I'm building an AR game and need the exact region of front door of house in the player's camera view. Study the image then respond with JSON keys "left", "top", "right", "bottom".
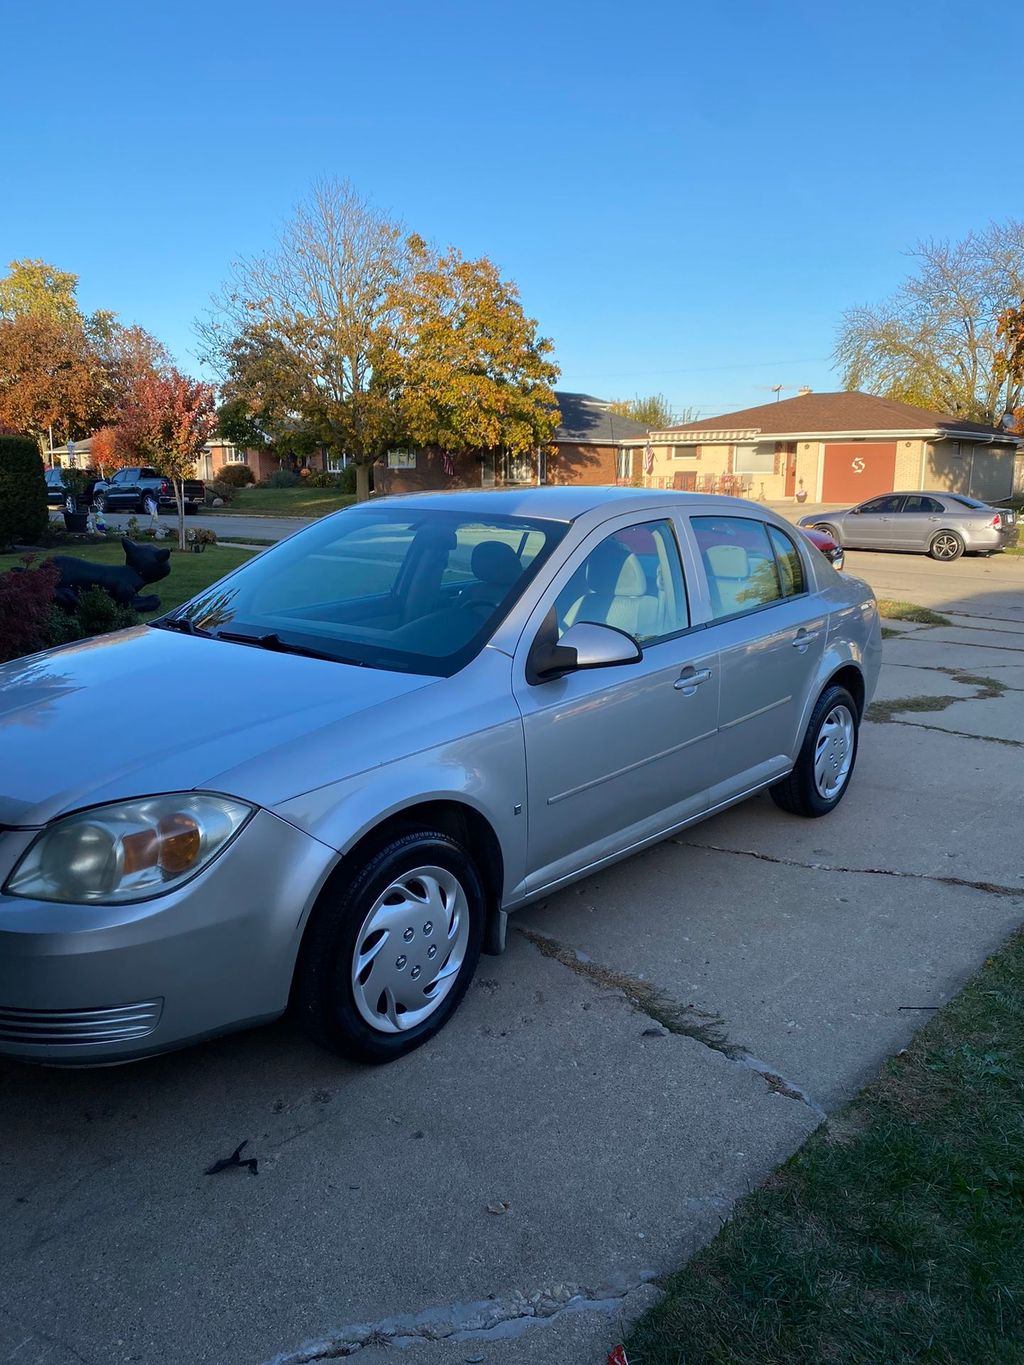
{"left": 784, "top": 448, "right": 797, "bottom": 497}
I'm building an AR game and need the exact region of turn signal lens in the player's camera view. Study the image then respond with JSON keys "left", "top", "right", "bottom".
{"left": 4, "top": 794, "right": 253, "bottom": 905}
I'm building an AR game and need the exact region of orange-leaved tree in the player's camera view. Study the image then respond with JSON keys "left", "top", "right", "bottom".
{"left": 396, "top": 243, "right": 560, "bottom": 462}
{"left": 0, "top": 314, "right": 109, "bottom": 458}
{"left": 122, "top": 369, "right": 216, "bottom": 550}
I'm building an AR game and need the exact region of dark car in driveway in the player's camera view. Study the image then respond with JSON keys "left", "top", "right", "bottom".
{"left": 800, "top": 492, "right": 1019, "bottom": 561}
{"left": 44, "top": 467, "right": 102, "bottom": 512}
{"left": 93, "top": 467, "right": 205, "bottom": 516}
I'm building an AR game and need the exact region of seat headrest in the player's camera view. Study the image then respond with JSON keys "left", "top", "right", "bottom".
{"left": 586, "top": 543, "right": 647, "bottom": 597}
{"left": 706, "top": 544, "right": 749, "bottom": 580}
{"left": 470, "top": 539, "right": 521, "bottom": 585}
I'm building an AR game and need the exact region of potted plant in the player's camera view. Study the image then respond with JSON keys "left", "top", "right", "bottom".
{"left": 61, "top": 468, "right": 89, "bottom": 532}
{"left": 795, "top": 478, "right": 808, "bottom": 504}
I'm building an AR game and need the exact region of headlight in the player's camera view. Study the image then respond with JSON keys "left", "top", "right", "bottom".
{"left": 3, "top": 794, "right": 254, "bottom": 904}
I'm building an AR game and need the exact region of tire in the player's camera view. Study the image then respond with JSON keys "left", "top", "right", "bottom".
{"left": 294, "top": 830, "right": 484, "bottom": 1064}
{"left": 93, "top": 492, "right": 107, "bottom": 512}
{"left": 770, "top": 684, "right": 859, "bottom": 818}
{"left": 929, "top": 529, "right": 964, "bottom": 561}
{"left": 813, "top": 522, "right": 841, "bottom": 544}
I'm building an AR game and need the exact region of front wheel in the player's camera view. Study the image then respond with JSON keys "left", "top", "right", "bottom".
{"left": 812, "top": 522, "right": 841, "bottom": 543}
{"left": 294, "top": 830, "right": 484, "bottom": 1063}
{"left": 93, "top": 492, "right": 107, "bottom": 513}
{"left": 771, "top": 684, "right": 859, "bottom": 818}
{"left": 929, "top": 529, "right": 964, "bottom": 561}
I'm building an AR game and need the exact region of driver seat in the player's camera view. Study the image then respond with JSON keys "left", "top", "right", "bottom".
{"left": 563, "top": 542, "right": 658, "bottom": 640}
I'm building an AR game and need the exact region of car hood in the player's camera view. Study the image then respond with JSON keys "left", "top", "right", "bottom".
{"left": 0, "top": 627, "right": 437, "bottom": 826}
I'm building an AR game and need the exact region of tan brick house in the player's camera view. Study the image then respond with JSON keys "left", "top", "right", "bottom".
{"left": 618, "top": 391, "right": 1021, "bottom": 503}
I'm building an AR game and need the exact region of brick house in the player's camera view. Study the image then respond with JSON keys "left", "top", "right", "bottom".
{"left": 374, "top": 391, "right": 650, "bottom": 496}
{"left": 618, "top": 390, "right": 1022, "bottom": 503}
{"left": 198, "top": 439, "right": 335, "bottom": 484}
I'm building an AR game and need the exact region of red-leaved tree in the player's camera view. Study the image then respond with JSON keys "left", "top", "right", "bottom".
{"left": 122, "top": 369, "right": 216, "bottom": 550}
{"left": 89, "top": 424, "right": 139, "bottom": 477}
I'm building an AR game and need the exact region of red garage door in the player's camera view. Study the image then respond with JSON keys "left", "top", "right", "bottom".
{"left": 822, "top": 442, "right": 897, "bottom": 502}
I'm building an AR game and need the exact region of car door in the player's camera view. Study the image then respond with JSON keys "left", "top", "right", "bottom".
{"left": 844, "top": 495, "right": 905, "bottom": 548}
{"left": 105, "top": 468, "right": 133, "bottom": 507}
{"left": 684, "top": 513, "right": 827, "bottom": 805}
{"left": 890, "top": 494, "right": 944, "bottom": 549}
{"left": 512, "top": 515, "right": 718, "bottom": 893}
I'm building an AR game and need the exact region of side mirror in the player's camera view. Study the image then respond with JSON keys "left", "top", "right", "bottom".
{"left": 528, "top": 620, "right": 642, "bottom": 683}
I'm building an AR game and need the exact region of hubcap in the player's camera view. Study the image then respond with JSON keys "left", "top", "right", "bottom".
{"left": 350, "top": 865, "right": 469, "bottom": 1034}
{"left": 933, "top": 533, "right": 960, "bottom": 560}
{"left": 813, "top": 704, "right": 854, "bottom": 800}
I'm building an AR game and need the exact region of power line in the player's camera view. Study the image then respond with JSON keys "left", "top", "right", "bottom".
{"left": 580, "top": 355, "right": 833, "bottom": 380}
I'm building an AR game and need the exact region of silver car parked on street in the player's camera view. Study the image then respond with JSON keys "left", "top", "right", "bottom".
{"left": 799, "top": 491, "right": 1019, "bottom": 561}
{"left": 0, "top": 489, "right": 881, "bottom": 1066}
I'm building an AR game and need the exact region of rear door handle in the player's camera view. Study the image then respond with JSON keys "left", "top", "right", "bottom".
{"left": 674, "top": 667, "right": 713, "bottom": 693}
{"left": 792, "top": 630, "right": 821, "bottom": 649}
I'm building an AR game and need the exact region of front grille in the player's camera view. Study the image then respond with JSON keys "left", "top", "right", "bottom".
{"left": 0, "top": 999, "right": 163, "bottom": 1046}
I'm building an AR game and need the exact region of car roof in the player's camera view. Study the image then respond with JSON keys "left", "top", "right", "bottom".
{"left": 369, "top": 486, "right": 763, "bottom": 521}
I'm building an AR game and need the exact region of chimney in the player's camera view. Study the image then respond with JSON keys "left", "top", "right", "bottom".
{"left": 797, "top": 387, "right": 812, "bottom": 397}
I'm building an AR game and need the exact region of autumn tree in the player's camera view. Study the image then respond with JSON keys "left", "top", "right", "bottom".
{"left": 89, "top": 424, "right": 139, "bottom": 476}
{"left": 396, "top": 243, "right": 559, "bottom": 459}
{"left": 608, "top": 394, "right": 675, "bottom": 429}
{"left": 121, "top": 369, "right": 216, "bottom": 549}
{"left": 199, "top": 179, "right": 411, "bottom": 501}
{"left": 0, "top": 259, "right": 80, "bottom": 325}
{"left": 835, "top": 221, "right": 1024, "bottom": 424}
{"left": 0, "top": 314, "right": 110, "bottom": 458}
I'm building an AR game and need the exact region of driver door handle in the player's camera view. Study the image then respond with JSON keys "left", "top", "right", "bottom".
{"left": 674, "top": 666, "right": 713, "bottom": 692}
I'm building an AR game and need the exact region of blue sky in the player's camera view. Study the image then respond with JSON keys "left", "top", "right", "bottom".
{"left": 3, "top": 0, "right": 1020, "bottom": 418}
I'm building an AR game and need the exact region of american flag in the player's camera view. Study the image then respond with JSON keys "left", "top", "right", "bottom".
{"left": 643, "top": 442, "right": 654, "bottom": 475}
{"left": 441, "top": 450, "right": 455, "bottom": 477}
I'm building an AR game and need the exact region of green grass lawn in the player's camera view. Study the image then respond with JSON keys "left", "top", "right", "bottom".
{"left": 627, "top": 928, "right": 1024, "bottom": 1364}
{"left": 1, "top": 543, "right": 258, "bottom": 616}
{"left": 209, "top": 486, "right": 357, "bottom": 517}
{"left": 877, "top": 599, "right": 951, "bottom": 625}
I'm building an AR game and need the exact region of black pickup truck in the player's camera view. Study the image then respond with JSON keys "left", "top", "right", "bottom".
{"left": 93, "top": 467, "right": 206, "bottom": 515}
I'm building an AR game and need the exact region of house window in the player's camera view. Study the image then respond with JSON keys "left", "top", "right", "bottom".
{"left": 327, "top": 454, "right": 351, "bottom": 472}
{"left": 616, "top": 448, "right": 633, "bottom": 481}
{"left": 223, "top": 446, "right": 248, "bottom": 465}
{"left": 733, "top": 443, "right": 774, "bottom": 473}
{"left": 503, "top": 450, "right": 534, "bottom": 483}
{"left": 387, "top": 449, "right": 416, "bottom": 469}
{"left": 672, "top": 445, "right": 699, "bottom": 460}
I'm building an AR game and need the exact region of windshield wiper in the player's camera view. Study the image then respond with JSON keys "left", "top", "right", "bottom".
{"left": 151, "top": 617, "right": 213, "bottom": 637}
{"left": 214, "top": 630, "right": 363, "bottom": 664}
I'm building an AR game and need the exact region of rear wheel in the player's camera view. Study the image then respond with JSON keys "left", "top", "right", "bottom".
{"left": 929, "top": 529, "right": 964, "bottom": 561}
{"left": 294, "top": 830, "right": 484, "bottom": 1063}
{"left": 771, "top": 684, "right": 859, "bottom": 818}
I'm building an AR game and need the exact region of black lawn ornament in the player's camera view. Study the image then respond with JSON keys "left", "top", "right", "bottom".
{"left": 52, "top": 538, "right": 172, "bottom": 614}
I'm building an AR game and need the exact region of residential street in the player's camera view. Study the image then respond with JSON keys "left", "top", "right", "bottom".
{"left": 1, "top": 551, "right": 1022, "bottom": 1365}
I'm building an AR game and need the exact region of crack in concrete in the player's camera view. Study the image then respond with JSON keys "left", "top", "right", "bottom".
{"left": 518, "top": 928, "right": 825, "bottom": 1117}
{"left": 676, "top": 840, "right": 1024, "bottom": 899}
{"left": 883, "top": 719, "right": 1023, "bottom": 748}
{"left": 264, "top": 1276, "right": 661, "bottom": 1362}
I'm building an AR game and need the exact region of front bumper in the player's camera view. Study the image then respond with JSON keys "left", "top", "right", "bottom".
{"left": 0, "top": 808, "right": 337, "bottom": 1064}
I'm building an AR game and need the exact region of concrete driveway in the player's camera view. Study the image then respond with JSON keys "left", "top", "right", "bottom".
{"left": 2, "top": 552, "right": 1022, "bottom": 1365}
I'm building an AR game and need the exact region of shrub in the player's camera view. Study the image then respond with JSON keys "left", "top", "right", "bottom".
{"left": 336, "top": 463, "right": 357, "bottom": 494}
{"left": 48, "top": 586, "right": 139, "bottom": 645}
{"left": 0, "top": 559, "right": 60, "bottom": 662}
{"left": 205, "top": 479, "right": 236, "bottom": 505}
{"left": 215, "top": 463, "right": 255, "bottom": 487}
{"left": 261, "top": 469, "right": 301, "bottom": 488}
{"left": 0, "top": 436, "right": 48, "bottom": 549}
{"left": 307, "top": 469, "right": 341, "bottom": 489}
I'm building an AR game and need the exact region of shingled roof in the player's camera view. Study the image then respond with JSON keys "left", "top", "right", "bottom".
{"left": 661, "top": 391, "right": 1015, "bottom": 441}
{"left": 553, "top": 392, "right": 651, "bottom": 443}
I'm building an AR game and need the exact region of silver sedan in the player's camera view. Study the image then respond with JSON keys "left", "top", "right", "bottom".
{"left": 0, "top": 489, "right": 881, "bottom": 1066}
{"left": 799, "top": 491, "right": 1019, "bottom": 561}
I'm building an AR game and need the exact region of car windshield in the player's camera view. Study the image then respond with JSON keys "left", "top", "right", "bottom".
{"left": 166, "top": 505, "right": 568, "bottom": 676}
{"left": 945, "top": 494, "right": 987, "bottom": 509}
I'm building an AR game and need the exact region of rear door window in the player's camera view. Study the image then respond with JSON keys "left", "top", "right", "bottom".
{"left": 691, "top": 516, "right": 784, "bottom": 619}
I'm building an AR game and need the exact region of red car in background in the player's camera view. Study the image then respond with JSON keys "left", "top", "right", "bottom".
{"left": 800, "top": 525, "right": 844, "bottom": 571}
